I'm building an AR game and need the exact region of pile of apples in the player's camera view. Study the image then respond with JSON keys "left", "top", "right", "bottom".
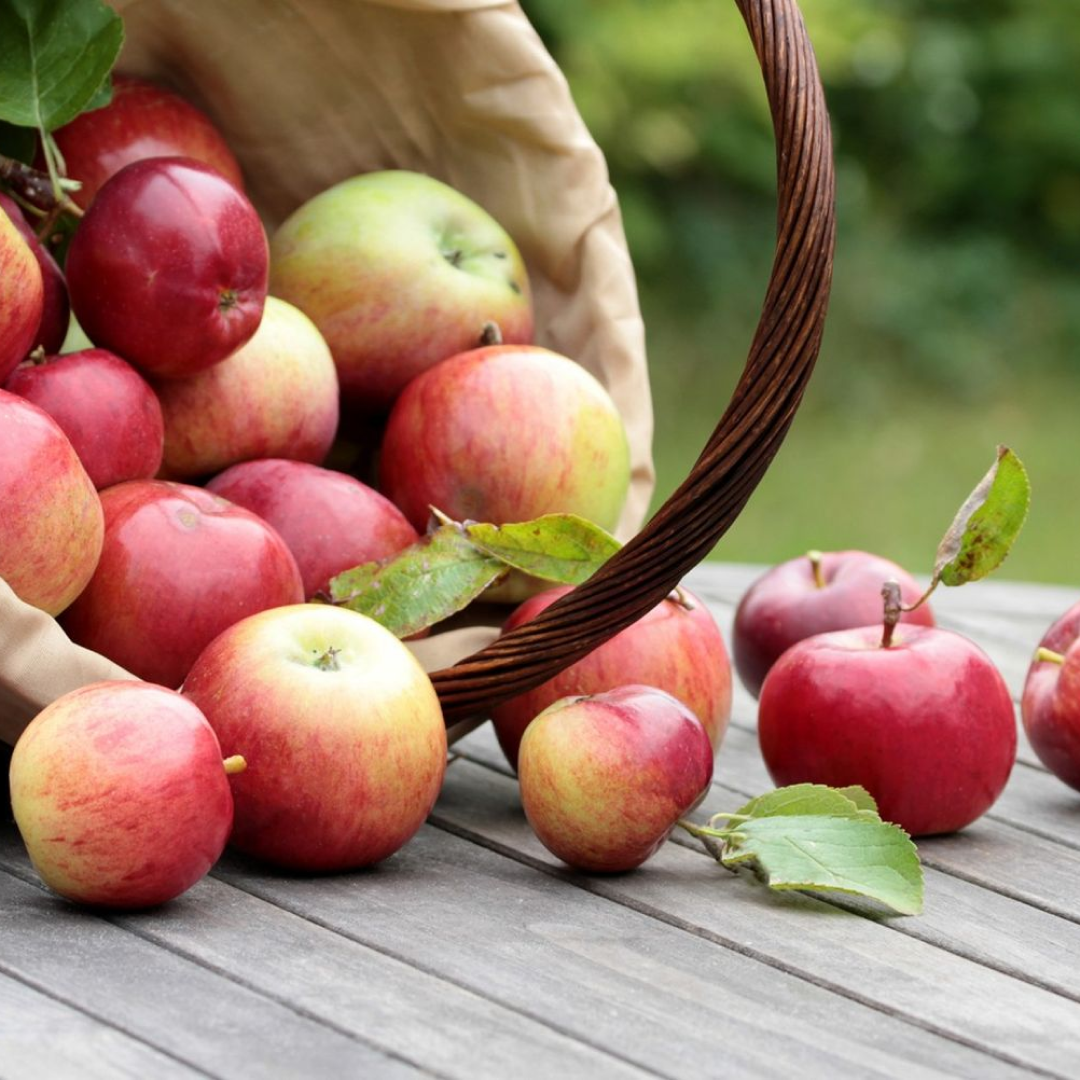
{"left": 1, "top": 76, "right": 734, "bottom": 907}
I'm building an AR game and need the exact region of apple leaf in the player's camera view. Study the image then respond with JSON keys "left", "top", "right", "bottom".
{"left": 465, "top": 514, "right": 621, "bottom": 585}
{"left": 721, "top": 815, "right": 924, "bottom": 916}
{"left": 931, "top": 446, "right": 1030, "bottom": 589}
{"left": 327, "top": 526, "right": 507, "bottom": 638}
{"left": 0, "top": 0, "right": 123, "bottom": 133}
{"left": 727, "top": 783, "right": 881, "bottom": 823}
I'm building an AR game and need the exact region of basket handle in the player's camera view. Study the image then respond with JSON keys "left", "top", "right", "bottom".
{"left": 430, "top": 0, "right": 836, "bottom": 722}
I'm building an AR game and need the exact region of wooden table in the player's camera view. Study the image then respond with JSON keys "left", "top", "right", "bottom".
{"left": 2, "top": 562, "right": 1079, "bottom": 1079}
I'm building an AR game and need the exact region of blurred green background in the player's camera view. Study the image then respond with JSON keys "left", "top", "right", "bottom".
{"left": 522, "top": 0, "right": 1080, "bottom": 587}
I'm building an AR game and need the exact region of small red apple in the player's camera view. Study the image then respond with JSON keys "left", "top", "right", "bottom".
{"left": 60, "top": 480, "right": 304, "bottom": 688}
{"left": 380, "top": 344, "right": 631, "bottom": 533}
{"left": 0, "top": 389, "right": 103, "bottom": 615}
{"left": 518, "top": 685, "right": 715, "bottom": 873}
{"left": 1021, "top": 599, "right": 1080, "bottom": 791}
{"left": 66, "top": 157, "right": 268, "bottom": 379}
{"left": 5, "top": 348, "right": 164, "bottom": 489}
{"left": 50, "top": 73, "right": 244, "bottom": 210}
{"left": 207, "top": 458, "right": 419, "bottom": 600}
{"left": 733, "top": 550, "right": 935, "bottom": 698}
{"left": 491, "top": 585, "right": 731, "bottom": 770}
{"left": 183, "top": 604, "right": 447, "bottom": 872}
{"left": 0, "top": 208, "right": 43, "bottom": 383}
{"left": 758, "top": 622, "right": 1016, "bottom": 836}
{"left": 154, "top": 296, "right": 339, "bottom": 479}
{"left": 9, "top": 680, "right": 239, "bottom": 909}
{"left": 0, "top": 192, "right": 68, "bottom": 355}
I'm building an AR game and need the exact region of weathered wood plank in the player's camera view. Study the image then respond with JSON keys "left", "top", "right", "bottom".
{"left": 436, "top": 752, "right": 1080, "bottom": 1078}
{"left": 0, "top": 861, "right": 423, "bottom": 1080}
{"left": 0, "top": 970, "right": 206, "bottom": 1080}
{"left": 210, "top": 783, "right": 1035, "bottom": 1080}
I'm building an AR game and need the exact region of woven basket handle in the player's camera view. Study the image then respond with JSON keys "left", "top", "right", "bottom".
{"left": 431, "top": 0, "right": 836, "bottom": 722}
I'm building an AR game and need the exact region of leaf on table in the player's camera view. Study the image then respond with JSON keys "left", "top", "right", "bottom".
{"left": 465, "top": 514, "right": 621, "bottom": 585}
{"left": 722, "top": 815, "right": 924, "bottom": 916}
{"left": 327, "top": 526, "right": 507, "bottom": 638}
{"left": 0, "top": 0, "right": 123, "bottom": 132}
{"left": 932, "top": 446, "right": 1030, "bottom": 589}
{"left": 729, "top": 783, "right": 880, "bottom": 823}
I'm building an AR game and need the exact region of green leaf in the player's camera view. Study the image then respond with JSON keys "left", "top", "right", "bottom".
{"left": 465, "top": 514, "right": 621, "bottom": 585}
{"left": 729, "top": 783, "right": 880, "bottom": 823}
{"left": 0, "top": 0, "right": 124, "bottom": 132}
{"left": 722, "top": 815, "right": 924, "bottom": 916}
{"left": 932, "top": 446, "right": 1030, "bottom": 589}
{"left": 328, "top": 526, "right": 507, "bottom": 638}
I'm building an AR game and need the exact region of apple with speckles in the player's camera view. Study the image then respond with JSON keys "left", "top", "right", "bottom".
{"left": 183, "top": 604, "right": 447, "bottom": 872}
{"left": 9, "top": 680, "right": 241, "bottom": 909}
{"left": 0, "top": 209, "right": 43, "bottom": 383}
{"left": 518, "top": 685, "right": 715, "bottom": 873}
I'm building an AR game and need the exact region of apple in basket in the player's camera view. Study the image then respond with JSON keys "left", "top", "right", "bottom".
{"left": 0, "top": 209, "right": 43, "bottom": 383}
{"left": 66, "top": 156, "right": 268, "bottom": 379}
{"left": 9, "top": 680, "right": 242, "bottom": 909}
{"left": 518, "top": 685, "right": 715, "bottom": 873}
{"left": 380, "top": 344, "right": 631, "bottom": 533}
{"left": 182, "top": 604, "right": 447, "bottom": 872}
{"left": 491, "top": 584, "right": 732, "bottom": 770}
{"left": 0, "top": 390, "right": 103, "bottom": 616}
{"left": 269, "top": 169, "right": 533, "bottom": 412}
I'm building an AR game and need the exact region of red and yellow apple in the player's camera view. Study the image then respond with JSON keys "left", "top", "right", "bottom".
{"left": 0, "top": 208, "right": 43, "bottom": 383}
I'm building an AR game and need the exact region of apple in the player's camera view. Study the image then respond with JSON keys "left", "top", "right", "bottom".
{"left": 0, "top": 208, "right": 43, "bottom": 383}
{"left": 9, "top": 680, "right": 240, "bottom": 909}
{"left": 182, "top": 603, "right": 447, "bottom": 872}
{"left": 0, "top": 192, "right": 68, "bottom": 355}
{"left": 491, "top": 585, "right": 731, "bottom": 770}
{"left": 60, "top": 480, "right": 304, "bottom": 688}
{"left": 733, "top": 550, "right": 936, "bottom": 698}
{"left": 269, "top": 170, "right": 533, "bottom": 411}
{"left": 154, "top": 296, "right": 339, "bottom": 480}
{"left": 380, "top": 344, "right": 631, "bottom": 533}
{"left": 206, "top": 458, "right": 419, "bottom": 600}
{"left": 517, "top": 685, "right": 715, "bottom": 873}
{"left": 757, "top": 622, "right": 1016, "bottom": 836}
{"left": 49, "top": 73, "right": 244, "bottom": 210}
{"left": 5, "top": 348, "right": 164, "bottom": 489}
{"left": 65, "top": 157, "right": 268, "bottom": 379}
{"left": 0, "top": 389, "right": 103, "bottom": 615}
{"left": 1021, "top": 599, "right": 1080, "bottom": 790}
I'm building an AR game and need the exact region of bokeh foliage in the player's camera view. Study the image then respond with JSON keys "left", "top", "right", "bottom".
{"left": 523, "top": 0, "right": 1080, "bottom": 586}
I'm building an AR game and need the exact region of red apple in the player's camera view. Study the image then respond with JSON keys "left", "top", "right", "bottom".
{"left": 5, "top": 348, "right": 164, "bottom": 489}
{"left": 1021, "top": 599, "right": 1080, "bottom": 790}
{"left": 0, "top": 389, "right": 103, "bottom": 615}
{"left": 9, "top": 680, "right": 238, "bottom": 909}
{"left": 60, "top": 480, "right": 304, "bottom": 688}
{"left": 733, "top": 550, "right": 935, "bottom": 698}
{"left": 0, "top": 208, "right": 43, "bottom": 383}
{"left": 183, "top": 604, "right": 447, "bottom": 872}
{"left": 66, "top": 157, "right": 268, "bottom": 379}
{"left": 518, "top": 685, "right": 715, "bottom": 873}
{"left": 207, "top": 458, "right": 419, "bottom": 600}
{"left": 269, "top": 170, "right": 533, "bottom": 411}
{"left": 50, "top": 73, "right": 244, "bottom": 210}
{"left": 758, "top": 623, "right": 1016, "bottom": 836}
{"left": 491, "top": 585, "right": 731, "bottom": 770}
{"left": 154, "top": 296, "right": 338, "bottom": 479}
{"left": 0, "top": 192, "right": 68, "bottom": 355}
{"left": 380, "top": 344, "right": 630, "bottom": 533}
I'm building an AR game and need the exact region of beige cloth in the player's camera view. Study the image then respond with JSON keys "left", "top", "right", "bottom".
{"left": 0, "top": 0, "right": 651, "bottom": 745}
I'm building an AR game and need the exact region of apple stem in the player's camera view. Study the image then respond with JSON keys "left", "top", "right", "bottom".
{"left": 1037, "top": 647, "right": 1065, "bottom": 665}
{"left": 676, "top": 819, "right": 740, "bottom": 873}
{"left": 667, "top": 585, "right": 696, "bottom": 610}
{"left": 479, "top": 321, "right": 503, "bottom": 346}
{"left": 223, "top": 755, "right": 247, "bottom": 775}
{"left": 881, "top": 578, "right": 903, "bottom": 648}
{"left": 807, "top": 550, "right": 826, "bottom": 589}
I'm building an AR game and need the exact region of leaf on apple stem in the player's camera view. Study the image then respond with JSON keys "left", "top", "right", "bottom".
{"left": 328, "top": 525, "right": 507, "bottom": 638}
{"left": 682, "top": 783, "right": 924, "bottom": 916}
{"left": 928, "top": 445, "right": 1030, "bottom": 593}
{"left": 465, "top": 515, "right": 621, "bottom": 585}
